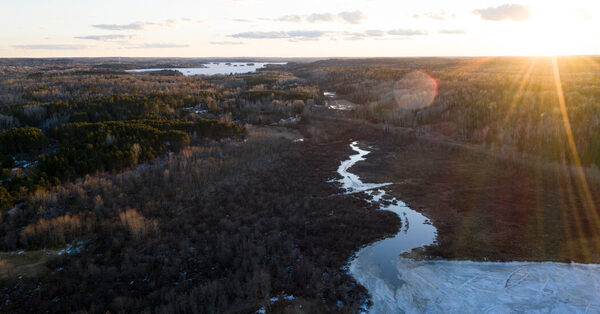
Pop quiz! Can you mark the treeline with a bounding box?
[0,119,245,212]
[2,86,317,132]
[0,63,218,105]
[0,127,47,155]
[1,60,321,129]
[39,121,188,180]
[240,90,314,102]
[292,57,600,167]
[1,94,212,129]
[138,119,246,139]
[39,119,245,180]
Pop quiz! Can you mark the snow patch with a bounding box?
[358,258,600,313]
[335,141,600,313]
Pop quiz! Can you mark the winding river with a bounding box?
[334,141,600,313]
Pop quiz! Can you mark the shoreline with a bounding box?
[332,138,600,312]
[300,116,600,264]
[342,127,600,264]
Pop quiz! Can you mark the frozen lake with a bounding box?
[334,141,600,313]
[127,62,286,76]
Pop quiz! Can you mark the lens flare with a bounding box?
[393,70,438,109]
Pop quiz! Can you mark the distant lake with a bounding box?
[127,62,286,76]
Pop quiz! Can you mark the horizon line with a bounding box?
[1,54,600,60]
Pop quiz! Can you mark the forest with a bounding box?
[289,57,600,167]
[1,57,600,313]
[0,61,317,213]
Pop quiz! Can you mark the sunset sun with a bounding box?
[513,5,594,56]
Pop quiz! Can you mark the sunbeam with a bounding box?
[552,56,600,254]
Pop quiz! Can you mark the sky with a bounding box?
[1,0,598,58]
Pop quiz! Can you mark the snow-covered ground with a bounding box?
[335,141,600,313]
[353,257,600,313]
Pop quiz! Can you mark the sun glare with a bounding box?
[516,6,591,56]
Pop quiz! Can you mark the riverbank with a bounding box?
[333,141,438,313]
[298,115,600,263]
[332,139,600,312]
[348,130,600,264]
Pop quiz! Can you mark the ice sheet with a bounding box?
[335,141,600,313]
[352,258,600,313]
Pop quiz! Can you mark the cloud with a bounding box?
[92,22,157,31]
[125,43,190,49]
[307,13,334,23]
[414,11,456,21]
[179,18,202,24]
[338,11,366,24]
[233,18,252,23]
[439,29,466,35]
[277,15,302,22]
[230,30,328,40]
[427,11,456,20]
[75,34,136,42]
[164,19,180,27]
[230,31,288,39]
[267,11,366,24]
[92,19,191,31]
[287,30,326,38]
[13,44,88,50]
[424,13,445,20]
[230,28,430,42]
[210,41,244,45]
[365,30,385,37]
[388,29,428,36]
[345,29,386,40]
[473,4,531,21]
